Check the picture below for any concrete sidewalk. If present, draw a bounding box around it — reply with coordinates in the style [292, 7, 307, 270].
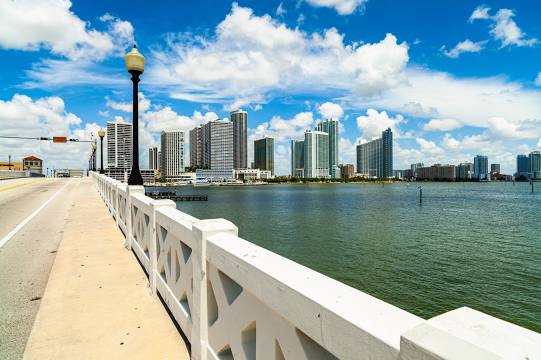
[23, 178, 190, 359]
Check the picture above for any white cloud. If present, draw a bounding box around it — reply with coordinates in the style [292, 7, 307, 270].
[469, 6, 491, 22]
[443, 39, 486, 58]
[143, 108, 218, 133]
[0, 0, 133, 60]
[0, 93, 100, 171]
[276, 2, 286, 16]
[356, 109, 403, 141]
[148, 4, 408, 108]
[253, 112, 315, 142]
[106, 93, 151, 113]
[470, 6, 537, 47]
[423, 118, 462, 132]
[305, 0, 367, 15]
[485, 117, 541, 140]
[318, 102, 344, 119]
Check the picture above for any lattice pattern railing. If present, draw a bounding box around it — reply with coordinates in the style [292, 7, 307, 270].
[90, 172, 541, 360]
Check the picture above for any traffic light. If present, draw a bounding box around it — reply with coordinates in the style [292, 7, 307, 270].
[39, 137, 51, 141]
[68, 138, 80, 142]
[53, 136, 67, 143]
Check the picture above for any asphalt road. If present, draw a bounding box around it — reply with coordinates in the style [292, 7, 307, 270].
[0, 177, 79, 360]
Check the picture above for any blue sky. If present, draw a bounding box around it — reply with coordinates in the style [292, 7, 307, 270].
[1, 0, 541, 174]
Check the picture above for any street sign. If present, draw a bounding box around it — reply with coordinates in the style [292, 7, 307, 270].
[53, 136, 67, 143]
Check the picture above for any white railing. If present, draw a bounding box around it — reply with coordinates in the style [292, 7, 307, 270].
[90, 172, 541, 360]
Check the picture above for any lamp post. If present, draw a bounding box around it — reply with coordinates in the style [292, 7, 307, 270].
[98, 128, 105, 174]
[125, 45, 145, 185]
[91, 142, 97, 171]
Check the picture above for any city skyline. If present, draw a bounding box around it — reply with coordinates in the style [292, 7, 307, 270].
[1, 1, 541, 175]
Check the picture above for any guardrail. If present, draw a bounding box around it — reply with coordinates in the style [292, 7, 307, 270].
[90, 172, 541, 360]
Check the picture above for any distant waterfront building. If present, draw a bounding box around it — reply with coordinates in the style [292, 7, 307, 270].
[410, 163, 424, 178]
[202, 119, 233, 171]
[22, 155, 43, 174]
[160, 130, 185, 179]
[254, 137, 274, 176]
[107, 119, 132, 170]
[530, 151, 541, 179]
[149, 147, 159, 170]
[304, 130, 329, 178]
[516, 155, 530, 179]
[393, 169, 408, 179]
[189, 126, 203, 168]
[490, 164, 501, 176]
[316, 119, 340, 178]
[339, 164, 355, 179]
[234, 168, 273, 181]
[456, 162, 474, 180]
[356, 128, 393, 178]
[291, 140, 305, 178]
[231, 109, 248, 169]
[105, 168, 155, 184]
[0, 161, 23, 171]
[474, 155, 489, 180]
[417, 164, 456, 181]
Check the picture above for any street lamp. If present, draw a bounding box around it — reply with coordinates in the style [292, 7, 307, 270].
[125, 45, 145, 185]
[98, 128, 105, 174]
[91, 142, 97, 171]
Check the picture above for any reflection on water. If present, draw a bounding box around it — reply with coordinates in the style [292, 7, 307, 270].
[147, 182, 541, 332]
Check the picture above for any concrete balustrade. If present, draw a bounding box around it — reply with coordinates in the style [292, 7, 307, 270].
[90, 172, 541, 360]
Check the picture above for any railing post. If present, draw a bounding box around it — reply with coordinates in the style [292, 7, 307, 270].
[191, 219, 238, 360]
[149, 199, 176, 295]
[115, 183, 121, 227]
[126, 185, 144, 250]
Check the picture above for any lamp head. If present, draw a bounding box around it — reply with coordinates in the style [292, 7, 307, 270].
[98, 128, 105, 138]
[124, 45, 145, 73]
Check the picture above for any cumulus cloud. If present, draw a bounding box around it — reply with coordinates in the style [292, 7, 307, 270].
[305, 0, 367, 15]
[0, 0, 133, 60]
[356, 109, 404, 141]
[535, 73, 541, 86]
[148, 4, 408, 109]
[443, 39, 486, 58]
[106, 93, 151, 113]
[423, 118, 462, 132]
[469, 6, 537, 47]
[318, 102, 344, 119]
[0, 93, 99, 171]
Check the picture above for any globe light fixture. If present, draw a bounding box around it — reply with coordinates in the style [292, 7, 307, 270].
[98, 128, 105, 174]
[125, 45, 145, 185]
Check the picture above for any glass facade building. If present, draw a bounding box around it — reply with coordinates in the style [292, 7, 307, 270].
[474, 155, 489, 180]
[304, 130, 329, 178]
[356, 128, 393, 178]
[231, 109, 248, 169]
[530, 151, 541, 179]
[316, 119, 340, 178]
[291, 140, 304, 178]
[189, 126, 203, 168]
[254, 137, 274, 176]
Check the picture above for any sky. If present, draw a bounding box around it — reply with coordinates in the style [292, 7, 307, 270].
[1, 0, 541, 175]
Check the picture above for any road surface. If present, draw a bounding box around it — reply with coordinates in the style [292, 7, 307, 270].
[0, 177, 78, 360]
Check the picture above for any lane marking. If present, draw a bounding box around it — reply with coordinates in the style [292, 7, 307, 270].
[0, 181, 35, 193]
[0, 180, 72, 249]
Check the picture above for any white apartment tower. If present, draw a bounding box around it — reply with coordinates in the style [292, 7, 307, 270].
[106, 120, 132, 170]
[160, 130, 185, 179]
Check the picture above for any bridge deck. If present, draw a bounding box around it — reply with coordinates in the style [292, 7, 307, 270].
[23, 177, 189, 359]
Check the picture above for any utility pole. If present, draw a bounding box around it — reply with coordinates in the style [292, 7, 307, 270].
[419, 186, 423, 205]
[8, 155, 11, 170]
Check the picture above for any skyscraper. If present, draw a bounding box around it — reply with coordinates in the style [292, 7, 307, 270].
[160, 130, 185, 179]
[456, 162, 474, 180]
[304, 130, 329, 178]
[202, 119, 233, 171]
[530, 151, 541, 179]
[189, 126, 203, 168]
[490, 164, 501, 176]
[231, 109, 248, 169]
[356, 128, 393, 178]
[291, 140, 304, 177]
[473, 155, 489, 180]
[149, 147, 159, 170]
[106, 119, 132, 170]
[316, 119, 340, 178]
[254, 137, 274, 175]
[516, 155, 530, 178]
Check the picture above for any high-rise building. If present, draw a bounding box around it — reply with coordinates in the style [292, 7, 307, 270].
[149, 147, 159, 170]
[416, 164, 456, 181]
[189, 126, 203, 168]
[106, 120, 132, 170]
[339, 164, 355, 179]
[456, 162, 474, 180]
[231, 109, 248, 169]
[160, 130, 185, 179]
[530, 151, 541, 179]
[316, 119, 340, 178]
[516, 154, 530, 178]
[254, 137, 274, 175]
[291, 140, 304, 178]
[474, 155, 489, 180]
[202, 119, 233, 171]
[410, 163, 424, 178]
[490, 164, 501, 176]
[356, 128, 393, 178]
[304, 130, 329, 178]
